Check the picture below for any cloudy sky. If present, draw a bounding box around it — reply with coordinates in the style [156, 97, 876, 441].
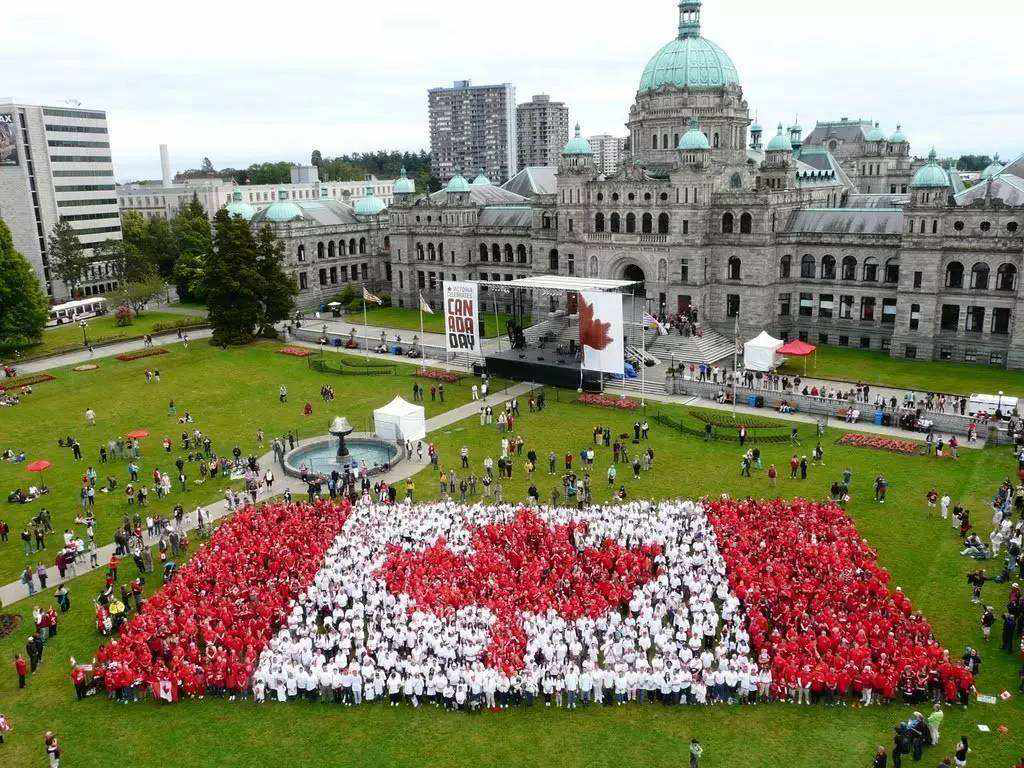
[5, 0, 1022, 181]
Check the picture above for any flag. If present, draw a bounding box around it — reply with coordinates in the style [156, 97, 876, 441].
[419, 292, 433, 314]
[362, 287, 383, 305]
[643, 312, 667, 335]
[151, 678, 178, 703]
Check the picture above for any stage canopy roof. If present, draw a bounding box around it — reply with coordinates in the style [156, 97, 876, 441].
[470, 276, 638, 293]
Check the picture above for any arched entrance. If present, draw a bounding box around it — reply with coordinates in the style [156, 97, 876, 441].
[623, 264, 646, 297]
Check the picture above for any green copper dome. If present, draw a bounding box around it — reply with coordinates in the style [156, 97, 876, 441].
[562, 124, 593, 155]
[638, 2, 739, 93]
[471, 169, 494, 186]
[911, 149, 950, 188]
[865, 122, 885, 142]
[889, 124, 907, 143]
[981, 155, 1003, 180]
[446, 174, 471, 193]
[393, 167, 416, 194]
[354, 194, 386, 216]
[263, 201, 303, 222]
[677, 118, 710, 150]
[765, 124, 792, 152]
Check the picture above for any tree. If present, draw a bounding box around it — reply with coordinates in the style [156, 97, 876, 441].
[0, 217, 48, 351]
[253, 224, 297, 337]
[96, 238, 154, 287]
[145, 216, 179, 280]
[108, 274, 167, 316]
[956, 154, 992, 172]
[205, 210, 263, 345]
[311, 148, 322, 169]
[171, 202, 213, 302]
[201, 156, 215, 174]
[48, 219, 88, 298]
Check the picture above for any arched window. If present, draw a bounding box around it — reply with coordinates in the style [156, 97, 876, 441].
[997, 263, 1017, 291]
[359, 237, 366, 255]
[348, 238, 356, 255]
[884, 258, 900, 284]
[595, 212, 605, 232]
[383, 236, 390, 252]
[971, 262, 990, 290]
[296, 244, 305, 262]
[517, 244, 527, 264]
[610, 212, 621, 233]
[721, 212, 734, 234]
[658, 259, 667, 282]
[589, 256, 598, 277]
[780, 255, 792, 279]
[316, 241, 324, 259]
[728, 256, 741, 281]
[945, 261, 964, 288]
[658, 212, 670, 234]
[662, 133, 669, 149]
[739, 212, 752, 234]
[504, 244, 513, 263]
[327, 241, 335, 258]
[549, 249, 559, 271]
[492, 243, 501, 261]
[625, 212, 636, 233]
[841, 256, 857, 281]
[652, 134, 658, 149]
[340, 239, 347, 255]
[821, 254, 836, 280]
[713, 132, 720, 148]
[479, 244, 488, 262]
[800, 254, 815, 279]
[415, 243, 424, 260]
[427, 243, 436, 260]
[862, 257, 878, 282]
[642, 213, 653, 234]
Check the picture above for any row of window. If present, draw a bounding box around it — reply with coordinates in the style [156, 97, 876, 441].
[476, 243, 530, 264]
[780, 254, 900, 283]
[297, 262, 370, 290]
[296, 237, 377, 262]
[53, 169, 114, 178]
[42, 107, 106, 119]
[71, 225, 122, 236]
[594, 211, 671, 235]
[45, 124, 108, 134]
[945, 261, 1017, 291]
[47, 140, 110, 148]
[939, 305, 1012, 334]
[721, 212, 752, 234]
[49, 155, 112, 163]
[61, 212, 120, 222]
[57, 198, 118, 208]
[55, 184, 115, 192]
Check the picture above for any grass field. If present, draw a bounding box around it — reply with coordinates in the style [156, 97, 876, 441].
[0, 343, 1022, 768]
[339, 306, 528, 339]
[5, 311, 205, 360]
[779, 344, 1024, 397]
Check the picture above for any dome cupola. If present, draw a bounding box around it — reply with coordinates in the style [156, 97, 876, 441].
[678, 118, 710, 151]
[638, 0, 740, 93]
[911, 149, 951, 189]
[393, 167, 416, 194]
[562, 124, 593, 155]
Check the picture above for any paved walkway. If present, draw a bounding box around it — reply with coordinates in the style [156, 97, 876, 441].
[13, 328, 214, 376]
[0, 380, 535, 607]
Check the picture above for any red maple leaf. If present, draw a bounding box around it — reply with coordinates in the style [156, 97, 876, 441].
[579, 295, 613, 351]
[377, 509, 661, 675]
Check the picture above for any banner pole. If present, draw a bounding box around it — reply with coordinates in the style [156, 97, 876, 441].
[641, 298, 646, 407]
[493, 291, 501, 353]
[363, 297, 368, 352]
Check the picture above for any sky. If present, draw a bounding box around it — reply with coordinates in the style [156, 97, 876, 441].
[5, 0, 1023, 181]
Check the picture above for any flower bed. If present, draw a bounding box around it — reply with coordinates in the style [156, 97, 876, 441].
[278, 346, 310, 358]
[115, 348, 168, 362]
[0, 372, 56, 392]
[415, 368, 463, 383]
[836, 432, 924, 455]
[687, 410, 782, 430]
[0, 613, 22, 639]
[577, 392, 642, 410]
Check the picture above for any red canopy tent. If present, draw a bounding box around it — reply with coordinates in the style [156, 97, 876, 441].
[26, 459, 52, 489]
[125, 429, 150, 439]
[778, 339, 817, 374]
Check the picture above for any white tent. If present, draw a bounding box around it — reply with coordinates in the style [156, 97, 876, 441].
[743, 331, 784, 372]
[373, 396, 426, 442]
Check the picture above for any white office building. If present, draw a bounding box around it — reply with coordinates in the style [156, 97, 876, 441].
[0, 100, 122, 298]
[587, 133, 626, 175]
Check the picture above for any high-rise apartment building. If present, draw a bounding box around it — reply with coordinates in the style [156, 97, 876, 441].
[588, 134, 626, 175]
[428, 80, 516, 184]
[0, 100, 122, 298]
[516, 94, 569, 171]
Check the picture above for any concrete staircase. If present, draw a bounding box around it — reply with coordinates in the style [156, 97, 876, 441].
[647, 327, 736, 366]
[606, 375, 668, 397]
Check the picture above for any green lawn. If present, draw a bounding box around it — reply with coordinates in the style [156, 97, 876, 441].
[779, 345, 1024, 397]
[0, 354, 1022, 768]
[339, 306, 528, 339]
[5, 311, 205, 361]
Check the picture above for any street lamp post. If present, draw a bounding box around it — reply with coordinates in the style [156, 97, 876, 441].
[79, 319, 89, 347]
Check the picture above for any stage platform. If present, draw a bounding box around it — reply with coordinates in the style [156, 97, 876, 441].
[484, 346, 601, 390]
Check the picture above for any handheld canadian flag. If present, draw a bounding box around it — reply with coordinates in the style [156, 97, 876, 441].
[151, 678, 179, 703]
[419, 292, 433, 314]
[362, 287, 383, 306]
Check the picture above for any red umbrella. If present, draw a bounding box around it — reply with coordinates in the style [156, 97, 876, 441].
[125, 429, 150, 439]
[26, 459, 51, 473]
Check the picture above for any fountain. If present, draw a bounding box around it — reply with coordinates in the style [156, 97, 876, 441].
[329, 416, 354, 458]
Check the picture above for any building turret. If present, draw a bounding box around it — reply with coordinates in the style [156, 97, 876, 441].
[750, 119, 762, 151]
[393, 166, 416, 203]
[559, 124, 594, 174]
[677, 118, 710, 169]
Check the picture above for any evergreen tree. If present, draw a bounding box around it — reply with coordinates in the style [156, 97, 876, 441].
[145, 216, 179, 279]
[171, 200, 213, 302]
[0, 217, 48, 351]
[48, 218, 88, 298]
[205, 210, 262, 345]
[253, 224, 297, 337]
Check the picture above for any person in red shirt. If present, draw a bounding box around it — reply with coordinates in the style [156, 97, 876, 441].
[14, 654, 27, 688]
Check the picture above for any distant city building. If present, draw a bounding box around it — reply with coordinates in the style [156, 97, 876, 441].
[117, 150, 395, 221]
[0, 100, 122, 298]
[428, 80, 516, 184]
[587, 134, 627, 175]
[516, 94, 569, 171]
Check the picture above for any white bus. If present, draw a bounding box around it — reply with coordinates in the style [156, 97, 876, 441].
[47, 297, 108, 326]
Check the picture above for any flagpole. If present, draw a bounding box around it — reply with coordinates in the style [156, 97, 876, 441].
[731, 310, 739, 419]
[641, 302, 646, 407]
[419, 297, 424, 358]
[363, 295, 369, 352]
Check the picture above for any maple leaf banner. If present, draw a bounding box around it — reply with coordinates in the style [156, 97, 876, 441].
[579, 291, 624, 375]
[443, 280, 481, 356]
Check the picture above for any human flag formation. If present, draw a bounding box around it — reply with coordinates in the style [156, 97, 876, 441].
[91, 497, 974, 707]
[363, 287, 383, 305]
